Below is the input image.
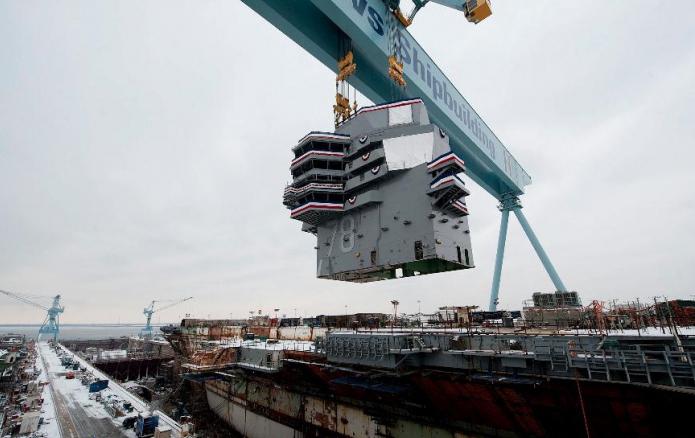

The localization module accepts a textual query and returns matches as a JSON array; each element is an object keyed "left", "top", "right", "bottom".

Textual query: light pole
[
  {"left": 417, "top": 300, "right": 422, "bottom": 329},
  {"left": 390, "top": 300, "right": 399, "bottom": 333}
]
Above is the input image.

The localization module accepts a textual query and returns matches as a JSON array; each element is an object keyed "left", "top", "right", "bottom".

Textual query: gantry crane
[
  {"left": 242, "top": 0, "right": 567, "bottom": 311},
  {"left": 140, "top": 297, "right": 193, "bottom": 338},
  {"left": 0, "top": 290, "right": 64, "bottom": 341}
]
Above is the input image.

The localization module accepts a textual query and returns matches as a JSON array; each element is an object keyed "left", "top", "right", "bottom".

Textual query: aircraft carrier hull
[{"left": 202, "top": 355, "right": 693, "bottom": 438}]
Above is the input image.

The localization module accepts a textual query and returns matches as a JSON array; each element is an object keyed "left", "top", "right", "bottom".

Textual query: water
[{"left": 0, "top": 324, "right": 170, "bottom": 340}]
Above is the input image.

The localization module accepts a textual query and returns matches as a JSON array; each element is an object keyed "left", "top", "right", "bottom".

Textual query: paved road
[{"left": 40, "top": 345, "right": 128, "bottom": 438}]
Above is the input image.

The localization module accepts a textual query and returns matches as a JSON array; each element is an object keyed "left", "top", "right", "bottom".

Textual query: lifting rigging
[
  {"left": 0, "top": 289, "right": 64, "bottom": 341},
  {"left": 141, "top": 296, "right": 193, "bottom": 338},
  {"left": 243, "top": 0, "right": 567, "bottom": 311}
]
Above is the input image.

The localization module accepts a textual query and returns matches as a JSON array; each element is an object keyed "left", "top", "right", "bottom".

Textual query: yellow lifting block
[
  {"left": 393, "top": 8, "right": 412, "bottom": 28},
  {"left": 335, "top": 93, "right": 350, "bottom": 109},
  {"left": 465, "top": 0, "right": 492, "bottom": 24},
  {"left": 337, "top": 63, "right": 357, "bottom": 82},
  {"left": 337, "top": 51, "right": 353, "bottom": 71},
  {"left": 336, "top": 51, "right": 357, "bottom": 82},
  {"left": 388, "top": 55, "right": 406, "bottom": 87},
  {"left": 388, "top": 55, "right": 403, "bottom": 75}
]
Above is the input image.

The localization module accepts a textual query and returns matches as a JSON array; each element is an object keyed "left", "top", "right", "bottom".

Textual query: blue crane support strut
[
  {"left": 488, "top": 196, "right": 567, "bottom": 311},
  {"left": 513, "top": 207, "right": 567, "bottom": 292},
  {"left": 241, "top": 0, "right": 567, "bottom": 304},
  {"left": 489, "top": 209, "right": 509, "bottom": 312}
]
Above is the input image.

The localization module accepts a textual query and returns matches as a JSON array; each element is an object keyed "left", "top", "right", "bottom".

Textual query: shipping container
[{"left": 88, "top": 379, "right": 109, "bottom": 393}]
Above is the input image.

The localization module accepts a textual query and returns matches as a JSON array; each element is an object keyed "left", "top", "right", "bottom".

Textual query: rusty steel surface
[
  {"left": 200, "top": 359, "right": 694, "bottom": 438},
  {"left": 166, "top": 319, "right": 695, "bottom": 437},
  {"left": 186, "top": 347, "right": 237, "bottom": 368}
]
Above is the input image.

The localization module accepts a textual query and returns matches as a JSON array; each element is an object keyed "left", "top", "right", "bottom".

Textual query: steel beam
[
  {"left": 488, "top": 209, "right": 509, "bottom": 311},
  {"left": 513, "top": 208, "right": 567, "bottom": 292}
]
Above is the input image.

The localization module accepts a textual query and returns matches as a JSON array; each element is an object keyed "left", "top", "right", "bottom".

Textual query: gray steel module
[{"left": 284, "top": 99, "right": 473, "bottom": 282}]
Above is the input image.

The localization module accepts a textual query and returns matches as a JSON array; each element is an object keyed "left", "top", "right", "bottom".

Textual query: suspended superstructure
[
  {"left": 245, "top": 0, "right": 567, "bottom": 308},
  {"left": 284, "top": 99, "right": 474, "bottom": 281}
]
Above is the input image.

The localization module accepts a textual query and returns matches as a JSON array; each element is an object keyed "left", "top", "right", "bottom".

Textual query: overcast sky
[{"left": 1, "top": 1, "right": 694, "bottom": 324}]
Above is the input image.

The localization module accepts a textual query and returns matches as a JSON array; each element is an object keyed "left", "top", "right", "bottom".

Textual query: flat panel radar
[{"left": 283, "top": 99, "right": 474, "bottom": 282}]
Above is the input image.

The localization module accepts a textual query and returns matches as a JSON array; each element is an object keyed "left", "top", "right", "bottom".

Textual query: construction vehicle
[
  {"left": 0, "top": 289, "right": 64, "bottom": 341},
  {"left": 140, "top": 297, "right": 193, "bottom": 338}
]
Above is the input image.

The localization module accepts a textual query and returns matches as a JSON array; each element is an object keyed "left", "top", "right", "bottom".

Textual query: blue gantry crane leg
[
  {"left": 513, "top": 208, "right": 567, "bottom": 292},
  {"left": 489, "top": 209, "right": 509, "bottom": 311},
  {"left": 489, "top": 196, "right": 567, "bottom": 311}
]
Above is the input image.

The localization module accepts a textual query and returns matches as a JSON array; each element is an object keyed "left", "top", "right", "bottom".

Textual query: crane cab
[{"left": 464, "top": 0, "right": 492, "bottom": 24}]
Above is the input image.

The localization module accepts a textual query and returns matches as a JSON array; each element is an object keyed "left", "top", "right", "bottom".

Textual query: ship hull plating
[{"left": 203, "top": 361, "right": 693, "bottom": 438}]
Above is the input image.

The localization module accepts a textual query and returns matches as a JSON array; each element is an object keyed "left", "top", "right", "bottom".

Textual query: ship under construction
[{"left": 163, "top": 295, "right": 695, "bottom": 438}]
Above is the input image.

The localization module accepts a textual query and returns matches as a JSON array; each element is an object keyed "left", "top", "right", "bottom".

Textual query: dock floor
[{"left": 38, "top": 341, "right": 132, "bottom": 437}]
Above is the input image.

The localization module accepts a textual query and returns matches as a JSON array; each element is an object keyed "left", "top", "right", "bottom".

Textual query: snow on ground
[
  {"left": 39, "top": 341, "right": 138, "bottom": 436},
  {"left": 227, "top": 339, "right": 316, "bottom": 351},
  {"left": 559, "top": 327, "right": 695, "bottom": 337},
  {"left": 332, "top": 326, "right": 695, "bottom": 337},
  {"left": 52, "top": 343, "right": 181, "bottom": 436},
  {"left": 204, "top": 338, "right": 317, "bottom": 351},
  {"left": 35, "top": 347, "right": 61, "bottom": 438}
]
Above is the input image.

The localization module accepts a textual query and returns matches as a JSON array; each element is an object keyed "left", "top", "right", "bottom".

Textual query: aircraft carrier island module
[{"left": 283, "top": 98, "right": 473, "bottom": 282}]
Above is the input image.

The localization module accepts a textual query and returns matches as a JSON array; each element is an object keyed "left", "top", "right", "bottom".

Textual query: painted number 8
[{"left": 340, "top": 215, "right": 355, "bottom": 252}]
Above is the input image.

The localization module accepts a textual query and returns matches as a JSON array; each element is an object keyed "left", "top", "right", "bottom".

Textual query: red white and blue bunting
[
  {"left": 290, "top": 202, "right": 344, "bottom": 218},
  {"left": 291, "top": 150, "right": 345, "bottom": 167},
  {"left": 452, "top": 200, "right": 469, "bottom": 215},
  {"left": 427, "top": 152, "right": 465, "bottom": 173}
]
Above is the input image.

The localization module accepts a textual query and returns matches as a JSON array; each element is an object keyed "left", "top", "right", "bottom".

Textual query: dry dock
[{"left": 37, "top": 341, "right": 181, "bottom": 437}]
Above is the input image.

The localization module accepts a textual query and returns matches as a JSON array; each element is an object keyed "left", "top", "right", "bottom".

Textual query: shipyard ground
[{"left": 38, "top": 341, "right": 132, "bottom": 437}]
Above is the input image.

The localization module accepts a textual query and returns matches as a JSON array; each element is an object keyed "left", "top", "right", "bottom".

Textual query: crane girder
[
  {"left": 0, "top": 289, "right": 49, "bottom": 311},
  {"left": 241, "top": 0, "right": 530, "bottom": 199},
  {"left": 155, "top": 296, "right": 193, "bottom": 313}
]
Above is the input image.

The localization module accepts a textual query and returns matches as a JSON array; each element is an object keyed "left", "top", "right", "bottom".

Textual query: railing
[{"left": 567, "top": 348, "right": 695, "bottom": 387}]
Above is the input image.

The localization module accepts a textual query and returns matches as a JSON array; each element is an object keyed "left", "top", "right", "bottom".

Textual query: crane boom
[
  {"left": 242, "top": 0, "right": 530, "bottom": 198},
  {"left": 155, "top": 296, "right": 193, "bottom": 313},
  {"left": 0, "top": 289, "right": 49, "bottom": 311},
  {"left": 0, "top": 290, "right": 64, "bottom": 340}
]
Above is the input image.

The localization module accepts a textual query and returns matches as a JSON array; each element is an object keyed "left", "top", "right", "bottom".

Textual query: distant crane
[
  {"left": 140, "top": 297, "right": 193, "bottom": 338},
  {"left": 0, "top": 290, "right": 64, "bottom": 341}
]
